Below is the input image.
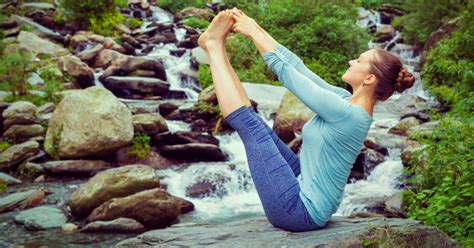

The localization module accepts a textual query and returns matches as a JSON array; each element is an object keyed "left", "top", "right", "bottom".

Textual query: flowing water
[{"left": 95, "top": 6, "right": 438, "bottom": 224}]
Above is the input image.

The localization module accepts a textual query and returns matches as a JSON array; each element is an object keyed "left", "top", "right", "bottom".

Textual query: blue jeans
[{"left": 224, "top": 106, "right": 322, "bottom": 232}]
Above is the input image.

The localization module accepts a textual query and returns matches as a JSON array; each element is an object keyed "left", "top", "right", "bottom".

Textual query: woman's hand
[{"left": 230, "top": 8, "right": 262, "bottom": 39}]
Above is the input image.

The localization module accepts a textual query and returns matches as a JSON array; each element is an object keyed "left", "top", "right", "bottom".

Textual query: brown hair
[{"left": 369, "top": 48, "right": 415, "bottom": 101}]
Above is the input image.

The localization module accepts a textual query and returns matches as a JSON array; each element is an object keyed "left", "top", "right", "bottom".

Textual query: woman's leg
[
  {"left": 225, "top": 106, "right": 320, "bottom": 231},
  {"left": 200, "top": 10, "right": 314, "bottom": 231},
  {"left": 245, "top": 106, "right": 301, "bottom": 177}
]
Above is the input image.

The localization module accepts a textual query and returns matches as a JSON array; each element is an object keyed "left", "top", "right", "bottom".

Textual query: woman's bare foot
[
  {"left": 198, "top": 10, "right": 235, "bottom": 52},
  {"left": 230, "top": 8, "right": 263, "bottom": 38}
]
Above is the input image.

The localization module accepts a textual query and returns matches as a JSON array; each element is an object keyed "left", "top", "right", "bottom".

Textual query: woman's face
[{"left": 341, "top": 49, "right": 376, "bottom": 88}]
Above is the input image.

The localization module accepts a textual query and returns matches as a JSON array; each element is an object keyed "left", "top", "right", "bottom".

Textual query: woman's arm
[
  {"left": 232, "top": 11, "right": 351, "bottom": 98},
  {"left": 262, "top": 47, "right": 352, "bottom": 122}
]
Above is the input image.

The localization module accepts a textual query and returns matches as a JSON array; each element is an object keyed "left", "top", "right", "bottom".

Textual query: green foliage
[
  {"left": 38, "top": 66, "right": 65, "bottom": 105},
  {"left": 223, "top": 0, "right": 369, "bottom": 88},
  {"left": 16, "top": 161, "right": 40, "bottom": 180},
  {"left": 0, "top": 179, "right": 6, "bottom": 194},
  {"left": 194, "top": 100, "right": 220, "bottom": 116},
  {"left": 126, "top": 17, "right": 144, "bottom": 29},
  {"left": 0, "top": 139, "right": 11, "bottom": 152},
  {"left": 0, "top": 50, "right": 33, "bottom": 98},
  {"left": 127, "top": 133, "right": 151, "bottom": 159},
  {"left": 115, "top": 0, "right": 128, "bottom": 9},
  {"left": 391, "top": 1, "right": 469, "bottom": 45},
  {"left": 403, "top": 9, "right": 474, "bottom": 246},
  {"left": 421, "top": 12, "right": 474, "bottom": 109},
  {"left": 44, "top": 124, "right": 63, "bottom": 160},
  {"left": 58, "top": 0, "right": 126, "bottom": 36},
  {"left": 198, "top": 64, "right": 213, "bottom": 89},
  {"left": 157, "top": 0, "right": 206, "bottom": 13},
  {"left": 183, "top": 16, "right": 210, "bottom": 29}
]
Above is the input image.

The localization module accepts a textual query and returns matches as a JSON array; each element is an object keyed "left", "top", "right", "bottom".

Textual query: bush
[
  {"left": 198, "top": 64, "right": 213, "bottom": 89},
  {"left": 0, "top": 50, "right": 33, "bottom": 98},
  {"left": 402, "top": 9, "right": 474, "bottom": 247},
  {"left": 58, "top": 0, "right": 126, "bottom": 36},
  {"left": 391, "top": 1, "right": 469, "bottom": 45},
  {"left": 0, "top": 139, "right": 11, "bottom": 152},
  {"left": 127, "top": 133, "right": 151, "bottom": 159},
  {"left": 157, "top": 0, "right": 206, "bottom": 14},
  {"left": 126, "top": 17, "right": 143, "bottom": 29},
  {"left": 183, "top": 17, "right": 210, "bottom": 29}
]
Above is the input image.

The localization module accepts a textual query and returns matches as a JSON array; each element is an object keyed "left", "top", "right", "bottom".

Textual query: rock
[
  {"left": 132, "top": 113, "right": 168, "bottom": 135},
  {"left": 401, "top": 140, "right": 429, "bottom": 167},
  {"left": 103, "top": 37, "right": 126, "bottom": 53},
  {"left": 10, "top": 15, "right": 64, "bottom": 44},
  {"left": 365, "top": 149, "right": 385, "bottom": 173},
  {"left": 87, "top": 188, "right": 180, "bottom": 229},
  {"left": 185, "top": 172, "right": 230, "bottom": 198},
  {"left": 58, "top": 55, "right": 95, "bottom": 88},
  {"left": 3, "top": 124, "right": 45, "bottom": 142},
  {"left": 33, "top": 175, "right": 45, "bottom": 183},
  {"left": 93, "top": 49, "right": 129, "bottom": 69},
  {"left": 131, "top": 26, "right": 158, "bottom": 36},
  {"left": 0, "top": 141, "right": 39, "bottom": 169},
  {"left": 191, "top": 47, "right": 209, "bottom": 65},
  {"left": 16, "top": 31, "right": 68, "bottom": 56},
  {"left": 406, "top": 120, "right": 440, "bottom": 139},
  {"left": 62, "top": 223, "right": 79, "bottom": 233},
  {"left": 159, "top": 143, "right": 227, "bottom": 162},
  {"left": 3, "top": 26, "right": 20, "bottom": 37},
  {"left": 148, "top": 31, "right": 177, "bottom": 44},
  {"left": 37, "top": 102, "right": 55, "bottom": 115},
  {"left": 158, "top": 102, "right": 179, "bottom": 117},
  {"left": 2, "top": 101, "right": 38, "bottom": 130},
  {"left": 21, "top": 2, "right": 55, "bottom": 11},
  {"left": 177, "top": 38, "right": 197, "bottom": 49},
  {"left": 115, "top": 23, "right": 132, "bottom": 35},
  {"left": 0, "top": 172, "right": 21, "bottom": 185},
  {"left": 384, "top": 192, "right": 406, "bottom": 218},
  {"left": 128, "top": 69, "right": 155, "bottom": 77},
  {"left": 0, "top": 189, "right": 45, "bottom": 213},
  {"left": 81, "top": 217, "right": 146, "bottom": 233},
  {"left": 400, "top": 109, "right": 430, "bottom": 123},
  {"left": 389, "top": 117, "right": 421, "bottom": 136},
  {"left": 0, "top": 18, "right": 17, "bottom": 29},
  {"left": 102, "top": 76, "right": 170, "bottom": 96},
  {"left": 113, "top": 146, "right": 183, "bottom": 169},
  {"left": 121, "top": 34, "right": 140, "bottom": 48},
  {"left": 273, "top": 90, "right": 314, "bottom": 143},
  {"left": 44, "top": 86, "right": 133, "bottom": 159},
  {"left": 175, "top": 7, "right": 214, "bottom": 20},
  {"left": 116, "top": 216, "right": 460, "bottom": 247},
  {"left": 14, "top": 206, "right": 67, "bottom": 230},
  {"left": 77, "top": 43, "right": 104, "bottom": 62},
  {"left": 174, "top": 196, "right": 194, "bottom": 214},
  {"left": 153, "top": 131, "right": 220, "bottom": 146},
  {"left": 41, "top": 160, "right": 111, "bottom": 175},
  {"left": 70, "top": 164, "right": 161, "bottom": 217},
  {"left": 27, "top": 72, "right": 44, "bottom": 86},
  {"left": 170, "top": 49, "right": 186, "bottom": 57},
  {"left": 418, "top": 17, "right": 462, "bottom": 71},
  {"left": 364, "top": 139, "right": 389, "bottom": 156},
  {"left": 197, "top": 85, "right": 217, "bottom": 104},
  {"left": 375, "top": 24, "right": 395, "bottom": 37}
]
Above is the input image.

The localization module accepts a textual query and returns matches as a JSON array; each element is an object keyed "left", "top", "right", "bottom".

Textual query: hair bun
[{"left": 394, "top": 66, "right": 415, "bottom": 93}]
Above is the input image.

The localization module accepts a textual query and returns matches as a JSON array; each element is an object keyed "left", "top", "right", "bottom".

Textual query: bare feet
[
  {"left": 230, "top": 8, "right": 262, "bottom": 38},
  {"left": 198, "top": 10, "right": 235, "bottom": 52}
]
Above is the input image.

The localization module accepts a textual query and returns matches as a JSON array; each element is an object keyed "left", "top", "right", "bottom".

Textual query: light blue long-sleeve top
[{"left": 262, "top": 44, "right": 373, "bottom": 227}]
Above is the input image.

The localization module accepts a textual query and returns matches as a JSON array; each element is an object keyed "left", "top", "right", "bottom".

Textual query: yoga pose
[{"left": 197, "top": 8, "right": 415, "bottom": 232}]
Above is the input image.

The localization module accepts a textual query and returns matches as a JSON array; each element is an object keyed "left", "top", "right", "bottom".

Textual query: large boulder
[
  {"left": 58, "top": 55, "right": 95, "bottom": 88},
  {"left": 102, "top": 76, "right": 170, "bottom": 96},
  {"left": 87, "top": 188, "right": 181, "bottom": 229},
  {"left": 388, "top": 117, "right": 421, "bottom": 136},
  {"left": 116, "top": 216, "right": 460, "bottom": 247},
  {"left": 273, "top": 90, "right": 314, "bottom": 143},
  {"left": 44, "top": 86, "right": 134, "bottom": 159},
  {"left": 16, "top": 31, "right": 68, "bottom": 56},
  {"left": 70, "top": 165, "right": 161, "bottom": 217},
  {"left": 93, "top": 49, "right": 129, "bottom": 69}
]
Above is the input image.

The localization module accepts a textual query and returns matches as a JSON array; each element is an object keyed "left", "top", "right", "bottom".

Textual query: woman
[{"left": 197, "top": 8, "right": 415, "bottom": 232}]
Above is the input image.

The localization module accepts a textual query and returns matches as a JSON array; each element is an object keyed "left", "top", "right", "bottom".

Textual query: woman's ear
[{"left": 364, "top": 74, "right": 377, "bottom": 86}]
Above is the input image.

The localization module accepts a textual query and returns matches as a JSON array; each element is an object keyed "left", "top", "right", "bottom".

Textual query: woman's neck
[{"left": 348, "top": 85, "right": 376, "bottom": 116}]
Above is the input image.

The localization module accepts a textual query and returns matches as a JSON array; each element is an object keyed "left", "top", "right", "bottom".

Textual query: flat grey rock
[
  {"left": 116, "top": 216, "right": 460, "bottom": 247},
  {"left": 14, "top": 206, "right": 67, "bottom": 230}
]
